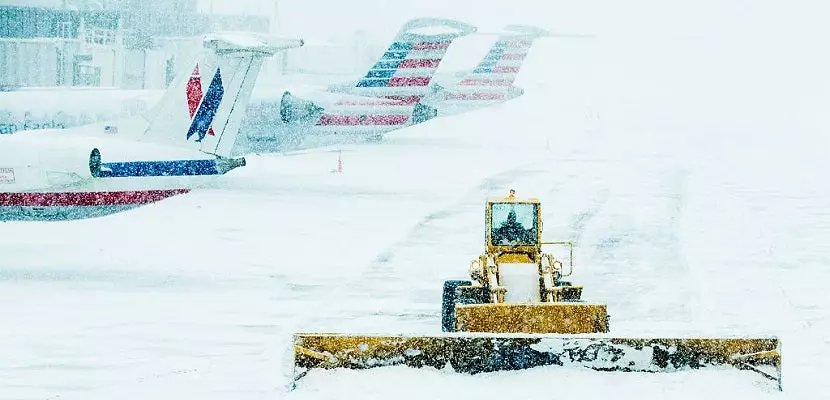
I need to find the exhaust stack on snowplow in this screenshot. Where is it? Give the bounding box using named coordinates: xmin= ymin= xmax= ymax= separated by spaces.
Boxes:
xmin=292 ymin=191 xmax=782 ymax=390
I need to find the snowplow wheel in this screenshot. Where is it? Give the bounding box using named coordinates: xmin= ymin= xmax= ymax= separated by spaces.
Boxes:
xmin=442 ymin=280 xmax=471 ymax=332
xmin=457 ymin=285 xmax=490 ymax=305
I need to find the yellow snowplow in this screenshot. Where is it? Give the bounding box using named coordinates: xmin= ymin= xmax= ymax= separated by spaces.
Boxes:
xmin=292 ymin=190 xmax=782 ymax=390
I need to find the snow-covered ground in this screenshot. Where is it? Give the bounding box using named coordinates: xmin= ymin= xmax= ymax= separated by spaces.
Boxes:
xmin=2 ymin=9 xmax=830 ymax=400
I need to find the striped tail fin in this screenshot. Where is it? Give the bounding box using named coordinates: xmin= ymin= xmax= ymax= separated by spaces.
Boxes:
xmin=310 ymin=18 xmax=475 ymax=135
xmin=349 ymin=18 xmax=476 ymax=103
xmin=443 ymin=25 xmax=549 ymax=107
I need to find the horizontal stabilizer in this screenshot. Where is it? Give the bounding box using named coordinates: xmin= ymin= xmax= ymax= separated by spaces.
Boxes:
xmin=88 ymin=148 xmax=246 ymax=178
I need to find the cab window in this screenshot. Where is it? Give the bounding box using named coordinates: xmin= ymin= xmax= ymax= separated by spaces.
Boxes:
xmin=491 ymin=202 xmax=537 ymax=246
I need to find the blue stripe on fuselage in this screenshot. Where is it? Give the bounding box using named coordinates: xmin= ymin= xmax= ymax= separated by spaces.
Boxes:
xmin=97 ymin=160 xmax=220 ymax=177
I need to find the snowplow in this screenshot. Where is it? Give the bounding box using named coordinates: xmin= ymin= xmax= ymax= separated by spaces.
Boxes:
xmin=292 ymin=190 xmax=782 ymax=390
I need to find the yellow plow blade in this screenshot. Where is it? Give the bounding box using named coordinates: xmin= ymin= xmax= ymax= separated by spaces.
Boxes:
xmin=455 ymin=303 xmax=609 ymax=333
xmin=292 ymin=333 xmax=781 ymax=391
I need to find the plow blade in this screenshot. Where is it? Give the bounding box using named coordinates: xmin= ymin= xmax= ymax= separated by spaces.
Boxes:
xmin=293 ymin=333 xmax=781 ymax=390
xmin=455 ymin=303 xmax=609 ymax=333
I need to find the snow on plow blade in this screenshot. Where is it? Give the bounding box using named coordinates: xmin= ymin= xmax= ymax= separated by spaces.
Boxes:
xmin=293 ymin=334 xmax=781 ymax=391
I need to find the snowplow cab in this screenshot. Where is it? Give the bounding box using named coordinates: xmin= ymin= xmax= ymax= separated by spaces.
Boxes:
xmin=486 ymin=191 xmax=543 ymax=257
xmin=441 ymin=190 xmax=610 ymax=334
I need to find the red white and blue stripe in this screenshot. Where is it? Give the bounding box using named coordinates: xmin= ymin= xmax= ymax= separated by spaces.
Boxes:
xmin=313 ymin=18 xmax=476 ymax=134
xmin=314 ymin=40 xmax=452 ymax=133
xmin=444 ymin=27 xmax=546 ymax=106
xmin=355 ymin=40 xmax=451 ymax=91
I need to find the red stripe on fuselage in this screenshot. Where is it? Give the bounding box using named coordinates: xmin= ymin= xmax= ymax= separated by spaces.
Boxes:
xmin=382 ymin=95 xmax=422 ymax=105
xmin=317 ymin=115 xmax=409 ymax=126
xmin=0 ymin=189 xmax=191 ymax=207
xmin=445 ymin=92 xmax=506 ymax=100
xmin=459 ymin=79 xmax=512 ymax=86
xmin=332 ymin=96 xmax=422 ymax=106
xmin=335 ymin=99 xmax=410 ymax=106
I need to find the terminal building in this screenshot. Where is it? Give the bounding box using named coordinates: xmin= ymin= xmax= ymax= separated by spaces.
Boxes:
xmin=0 ymin=0 xmax=270 ymax=89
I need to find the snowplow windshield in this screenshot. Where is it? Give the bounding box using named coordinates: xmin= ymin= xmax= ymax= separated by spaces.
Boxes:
xmin=490 ymin=202 xmax=538 ymax=246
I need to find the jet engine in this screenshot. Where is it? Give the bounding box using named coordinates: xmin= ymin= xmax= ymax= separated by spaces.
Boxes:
xmin=412 ymin=102 xmax=438 ymax=124
xmin=279 ymin=91 xmax=325 ymax=124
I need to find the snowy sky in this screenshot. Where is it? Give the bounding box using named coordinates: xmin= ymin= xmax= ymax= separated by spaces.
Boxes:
xmin=189 ymin=0 xmax=830 ymax=133
xmin=195 ymin=0 xmax=830 ymax=40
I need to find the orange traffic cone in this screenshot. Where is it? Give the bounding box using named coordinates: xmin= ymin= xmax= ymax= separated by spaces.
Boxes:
xmin=331 ymin=150 xmax=343 ymax=173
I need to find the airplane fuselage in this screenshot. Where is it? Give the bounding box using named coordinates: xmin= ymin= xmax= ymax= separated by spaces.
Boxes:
xmin=0 ymin=129 xmax=234 ymax=222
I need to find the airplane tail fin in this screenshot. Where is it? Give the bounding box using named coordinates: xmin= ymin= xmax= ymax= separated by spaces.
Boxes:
xmin=444 ymin=25 xmax=549 ymax=105
xmin=140 ymin=33 xmax=304 ymax=158
xmin=350 ymin=18 xmax=476 ymax=104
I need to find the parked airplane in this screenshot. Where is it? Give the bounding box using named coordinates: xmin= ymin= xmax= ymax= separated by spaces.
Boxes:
xmin=0 ymin=33 xmax=304 ymax=222
xmin=0 ymin=18 xmax=476 ymax=153
xmin=241 ymin=17 xmax=477 ymax=152
xmin=418 ymin=25 xmax=551 ymax=116
xmin=324 ymin=25 xmax=552 ymax=118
